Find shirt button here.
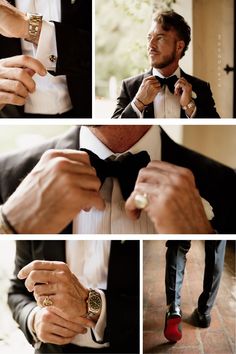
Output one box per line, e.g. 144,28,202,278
49,55,57,63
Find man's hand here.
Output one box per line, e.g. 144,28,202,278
3,149,105,234
174,77,194,115
0,55,46,109
134,76,161,111
0,0,28,39
125,161,213,234
33,307,90,345
18,261,95,325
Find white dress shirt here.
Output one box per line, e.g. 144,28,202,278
15,0,72,114
153,67,181,118
66,240,111,349
131,67,196,118
73,125,161,234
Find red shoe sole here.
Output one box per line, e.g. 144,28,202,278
164,317,182,342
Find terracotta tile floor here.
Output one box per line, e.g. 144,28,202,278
143,240,236,354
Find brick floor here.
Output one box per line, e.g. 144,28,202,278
143,240,236,354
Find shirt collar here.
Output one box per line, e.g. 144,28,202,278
80,126,161,162
152,67,181,79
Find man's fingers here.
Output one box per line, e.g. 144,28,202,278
41,150,91,166
136,160,196,187
1,55,46,76
48,308,94,329
18,260,67,279
41,309,89,333
0,66,37,93
0,78,29,97
0,91,26,106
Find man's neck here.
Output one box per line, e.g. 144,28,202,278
89,126,151,153
154,62,179,77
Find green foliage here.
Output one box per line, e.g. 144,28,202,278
96,0,176,97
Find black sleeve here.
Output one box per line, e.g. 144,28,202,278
194,82,220,118
111,80,140,119
7,241,38,345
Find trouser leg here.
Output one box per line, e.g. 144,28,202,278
165,241,191,307
198,240,226,315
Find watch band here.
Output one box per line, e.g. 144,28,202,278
26,12,43,42
182,100,195,111
0,205,17,234
86,289,102,318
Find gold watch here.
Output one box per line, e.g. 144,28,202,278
86,289,102,318
26,13,43,43
182,100,196,111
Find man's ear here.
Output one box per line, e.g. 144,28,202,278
176,40,185,57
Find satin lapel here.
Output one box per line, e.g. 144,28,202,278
54,126,81,150
60,0,78,22
160,128,181,164
60,0,70,21
160,128,211,198
107,241,139,291
43,240,66,262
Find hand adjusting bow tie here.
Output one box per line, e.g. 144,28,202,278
80,149,150,200
155,75,178,94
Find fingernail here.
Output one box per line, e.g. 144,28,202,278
41,68,47,76
17,270,24,279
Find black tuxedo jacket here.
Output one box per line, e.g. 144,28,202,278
8,240,139,353
111,69,220,118
0,126,235,233
0,0,92,118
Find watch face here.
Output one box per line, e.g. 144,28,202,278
89,292,102,314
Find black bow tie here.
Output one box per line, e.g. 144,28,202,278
80,149,150,200
155,75,178,93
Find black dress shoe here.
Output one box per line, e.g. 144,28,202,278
191,308,211,328
164,303,182,342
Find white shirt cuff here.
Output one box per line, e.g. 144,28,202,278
33,20,58,71
186,105,197,118
92,289,107,343
131,100,144,118
27,306,42,349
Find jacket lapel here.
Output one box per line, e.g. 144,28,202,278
43,240,66,261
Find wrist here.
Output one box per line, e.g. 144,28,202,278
85,289,102,321
25,13,43,45
0,205,18,234
134,97,147,112
182,100,196,116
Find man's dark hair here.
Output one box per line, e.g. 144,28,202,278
153,10,191,57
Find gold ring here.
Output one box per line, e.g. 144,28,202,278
43,296,53,307
134,193,148,209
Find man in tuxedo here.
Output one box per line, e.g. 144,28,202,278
0,0,91,118
8,240,139,353
111,10,220,118
0,125,235,234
